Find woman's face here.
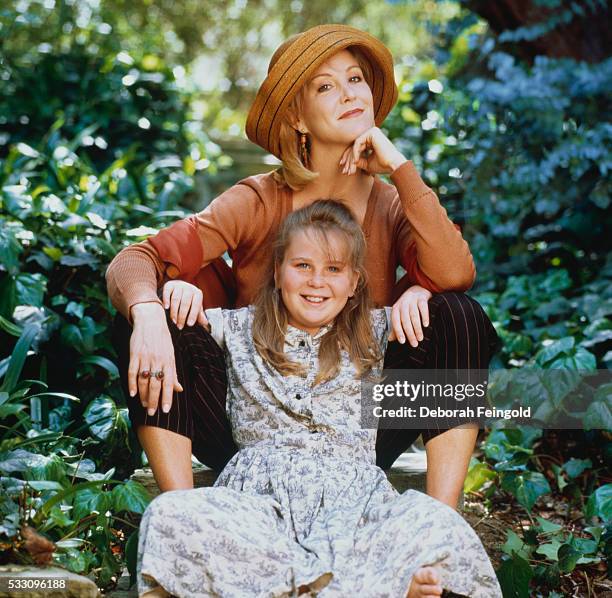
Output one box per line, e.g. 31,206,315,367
275,228,359,336
296,49,375,149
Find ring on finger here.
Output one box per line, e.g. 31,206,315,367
151,370,165,380
139,370,151,379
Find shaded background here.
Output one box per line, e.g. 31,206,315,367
0,1,610,595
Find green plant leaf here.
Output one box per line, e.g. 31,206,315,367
464,462,497,494
502,530,532,560
0,323,39,393
583,397,612,432
501,471,551,511
535,540,562,561
535,516,563,534
110,480,151,514
72,487,112,521
496,553,534,598
585,484,612,523
558,542,582,573
84,395,129,442
535,337,574,367
79,355,119,378
563,458,592,479
125,530,139,587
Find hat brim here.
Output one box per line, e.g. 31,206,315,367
246,25,398,158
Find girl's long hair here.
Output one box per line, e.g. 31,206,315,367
252,200,382,385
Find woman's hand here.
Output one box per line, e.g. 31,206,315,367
339,127,407,176
388,285,432,347
162,280,209,330
128,303,184,415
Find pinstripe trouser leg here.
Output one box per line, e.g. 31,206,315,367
113,312,238,472
374,291,501,469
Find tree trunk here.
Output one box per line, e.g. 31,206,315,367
464,0,611,63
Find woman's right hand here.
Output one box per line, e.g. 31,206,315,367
128,303,184,415
162,280,209,330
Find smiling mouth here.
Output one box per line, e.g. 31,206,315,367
339,109,363,119
301,295,329,305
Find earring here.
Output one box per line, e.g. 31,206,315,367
299,131,309,167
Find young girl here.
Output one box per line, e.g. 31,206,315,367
137,201,501,598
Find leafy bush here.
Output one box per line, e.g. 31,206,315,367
0,3,225,589
384,4,611,594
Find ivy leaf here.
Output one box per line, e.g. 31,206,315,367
464,462,497,494
502,530,532,560
501,471,551,511
583,395,612,432
84,395,129,443
563,458,592,479
0,228,23,276
110,480,151,514
558,542,582,573
535,540,562,561
535,516,563,534
496,553,534,598
72,487,112,522
534,337,574,366
15,273,47,307
585,484,612,523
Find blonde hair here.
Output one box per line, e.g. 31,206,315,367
273,46,375,191
252,200,382,385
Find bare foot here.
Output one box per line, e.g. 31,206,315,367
140,586,171,598
406,566,443,598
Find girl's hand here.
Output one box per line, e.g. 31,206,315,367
389,285,432,347
162,280,209,330
339,127,407,176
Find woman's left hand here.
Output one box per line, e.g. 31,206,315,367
339,127,407,176
389,285,432,347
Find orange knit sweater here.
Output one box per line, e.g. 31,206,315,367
105,161,476,320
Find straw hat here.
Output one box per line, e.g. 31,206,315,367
246,24,398,159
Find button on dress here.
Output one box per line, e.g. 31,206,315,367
137,307,502,597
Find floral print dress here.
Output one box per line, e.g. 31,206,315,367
137,307,502,597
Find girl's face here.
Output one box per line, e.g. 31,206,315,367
275,228,359,336
296,49,375,150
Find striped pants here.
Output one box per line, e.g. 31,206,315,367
113,292,500,472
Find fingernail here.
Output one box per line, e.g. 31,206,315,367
418,335,423,341
147,408,155,416
162,404,170,413
130,390,135,397
399,337,405,344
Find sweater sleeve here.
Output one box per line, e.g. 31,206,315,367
105,182,265,321
390,161,476,292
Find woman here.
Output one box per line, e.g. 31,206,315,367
107,24,500,509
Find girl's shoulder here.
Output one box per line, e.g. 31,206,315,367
203,306,253,350
370,307,392,339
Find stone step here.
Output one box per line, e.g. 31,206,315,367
0,565,101,598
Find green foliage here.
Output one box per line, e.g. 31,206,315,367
0,327,150,588
0,1,224,588
410,6,612,594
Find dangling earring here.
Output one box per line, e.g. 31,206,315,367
299,131,309,167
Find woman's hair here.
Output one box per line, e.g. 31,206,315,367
252,199,382,385
273,46,375,191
